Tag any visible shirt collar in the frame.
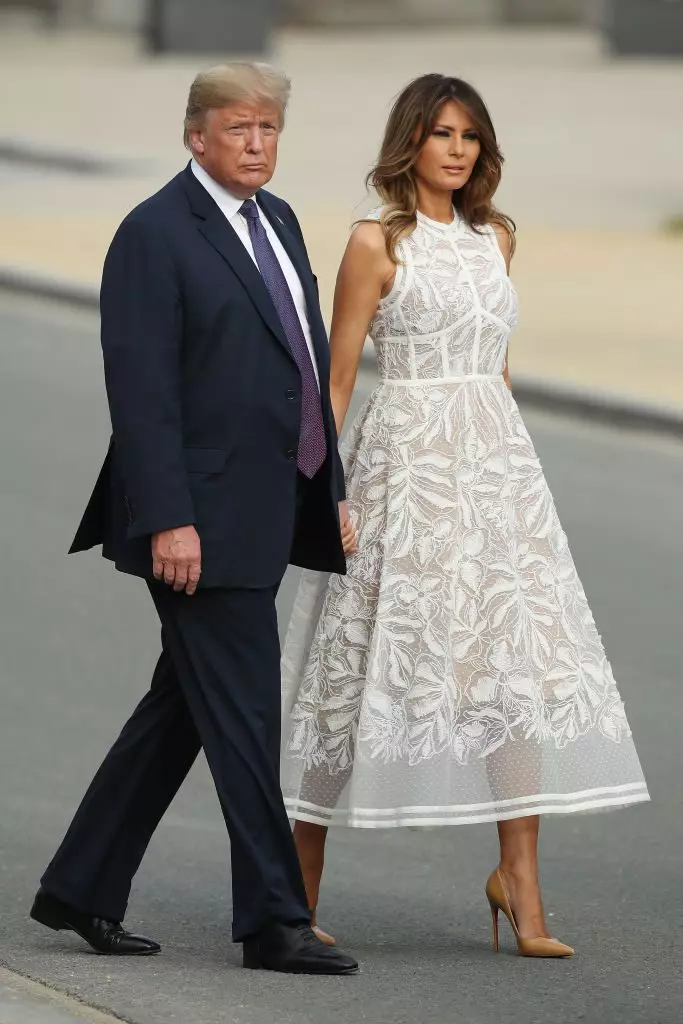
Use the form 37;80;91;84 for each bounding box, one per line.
190;159;256;223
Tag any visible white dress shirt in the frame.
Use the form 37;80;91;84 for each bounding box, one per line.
191;160;319;386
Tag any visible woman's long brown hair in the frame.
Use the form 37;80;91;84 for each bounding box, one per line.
368;74;515;262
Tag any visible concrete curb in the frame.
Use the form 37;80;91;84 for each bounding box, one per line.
2;265;683;441
0;964;128;1024
509;374;683;440
0;138;143;177
0;267;99;311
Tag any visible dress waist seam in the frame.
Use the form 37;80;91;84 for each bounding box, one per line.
378;373;504;386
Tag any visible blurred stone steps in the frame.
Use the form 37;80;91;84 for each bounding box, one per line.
286;0;500;27
285;0;592;26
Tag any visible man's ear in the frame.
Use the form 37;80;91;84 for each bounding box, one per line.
188;129;205;156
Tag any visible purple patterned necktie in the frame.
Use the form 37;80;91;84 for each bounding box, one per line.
240;199;327;479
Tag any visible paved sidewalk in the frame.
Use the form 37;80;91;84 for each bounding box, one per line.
0;968;123;1024
1;17;682;416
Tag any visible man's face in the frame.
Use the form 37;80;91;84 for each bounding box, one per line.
189;101;281;198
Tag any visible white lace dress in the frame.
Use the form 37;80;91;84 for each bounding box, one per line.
281;208;649;828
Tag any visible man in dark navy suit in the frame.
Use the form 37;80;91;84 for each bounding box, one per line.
30;63;358;975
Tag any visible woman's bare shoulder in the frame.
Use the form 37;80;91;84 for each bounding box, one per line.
339;220;392;277
348;218;387;253
492;222;514;271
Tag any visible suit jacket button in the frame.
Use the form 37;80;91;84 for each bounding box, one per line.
286;449;296;460
285;388;296;401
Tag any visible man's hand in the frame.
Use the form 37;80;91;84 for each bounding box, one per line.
152;525;202;596
339;500;358;555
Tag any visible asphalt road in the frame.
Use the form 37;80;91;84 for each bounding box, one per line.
1;295;682;1024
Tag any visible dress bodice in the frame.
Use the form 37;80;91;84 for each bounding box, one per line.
365;208;518;382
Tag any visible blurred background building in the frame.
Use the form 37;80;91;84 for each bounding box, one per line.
3;0;683;55
0;0;681;409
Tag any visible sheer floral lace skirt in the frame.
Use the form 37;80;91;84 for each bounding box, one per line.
281;380;649;827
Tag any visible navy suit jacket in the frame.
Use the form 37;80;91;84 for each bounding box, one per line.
70;163;347;587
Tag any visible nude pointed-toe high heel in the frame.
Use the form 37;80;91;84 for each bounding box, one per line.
485;868;574;958
312;924;337;947
311;913;336;947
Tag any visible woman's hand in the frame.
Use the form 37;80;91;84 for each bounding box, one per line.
339;500;359;555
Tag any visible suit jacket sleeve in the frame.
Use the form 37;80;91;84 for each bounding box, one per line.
100;216;194;539
284;204;347;504
329;418;347;504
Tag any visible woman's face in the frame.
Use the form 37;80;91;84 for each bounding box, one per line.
413;100;481;193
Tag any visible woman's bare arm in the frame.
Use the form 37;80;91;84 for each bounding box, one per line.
329;222;395;433
494;224;514;391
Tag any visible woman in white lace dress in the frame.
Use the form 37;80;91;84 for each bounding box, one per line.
280;75;649;956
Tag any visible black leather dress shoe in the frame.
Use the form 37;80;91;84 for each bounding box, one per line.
30;889;161;956
243;922;358;975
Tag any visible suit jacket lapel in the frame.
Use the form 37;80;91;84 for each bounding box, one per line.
256;191;330;375
181;167;290;356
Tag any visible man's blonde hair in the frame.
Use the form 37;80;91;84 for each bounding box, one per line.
183;62;291;150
